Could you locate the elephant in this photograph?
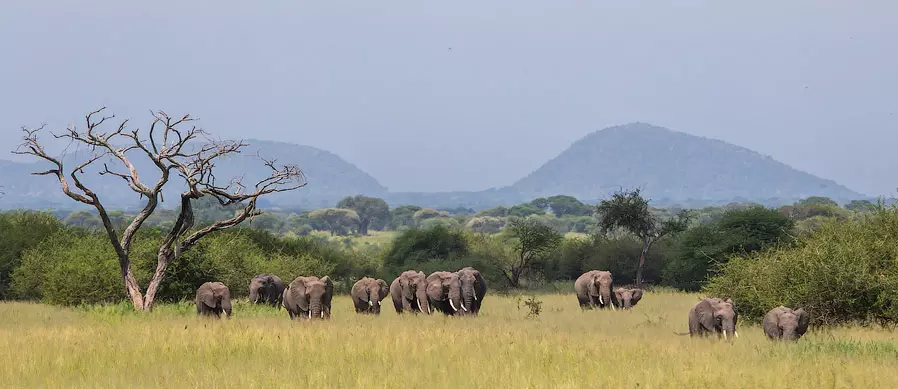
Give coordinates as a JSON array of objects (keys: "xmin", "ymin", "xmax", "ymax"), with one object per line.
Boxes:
[
  {"xmin": 249, "ymin": 274, "xmax": 285, "ymax": 307},
  {"xmin": 614, "ymin": 288, "xmax": 643, "ymax": 310},
  {"xmin": 678, "ymin": 298, "xmax": 739, "ymax": 341},
  {"xmin": 763, "ymin": 306, "xmax": 810, "ymax": 341},
  {"xmin": 456, "ymin": 267, "xmax": 486, "ymax": 315},
  {"xmin": 574, "ymin": 270, "xmax": 616, "ymax": 310},
  {"xmin": 425, "ymin": 271, "xmax": 464, "ymax": 316},
  {"xmin": 390, "ymin": 270, "xmax": 431, "ymax": 314},
  {"xmin": 195, "ymin": 282, "xmax": 232, "ymax": 319},
  {"xmin": 283, "ymin": 276, "xmax": 334, "ymax": 320},
  {"xmin": 351, "ymin": 277, "xmax": 389, "ymax": 315}
]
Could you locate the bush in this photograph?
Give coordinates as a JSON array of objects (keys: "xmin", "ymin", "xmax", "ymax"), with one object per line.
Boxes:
[
  {"xmin": 704, "ymin": 207, "xmax": 898, "ymax": 325},
  {"xmin": 547, "ymin": 234, "xmax": 670, "ymax": 286},
  {"xmin": 662, "ymin": 207, "xmax": 794, "ymax": 291},
  {"xmin": 381, "ymin": 225, "xmax": 470, "ymax": 276},
  {"xmin": 0, "ymin": 211, "xmax": 63, "ymax": 299}
]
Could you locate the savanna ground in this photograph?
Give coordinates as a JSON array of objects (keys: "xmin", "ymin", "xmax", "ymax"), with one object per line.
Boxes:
[{"xmin": 1, "ymin": 292, "xmax": 896, "ymax": 389}]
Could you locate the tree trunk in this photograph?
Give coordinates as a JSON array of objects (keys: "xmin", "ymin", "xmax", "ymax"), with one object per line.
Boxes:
[
  {"xmin": 123, "ymin": 264, "xmax": 145, "ymax": 310},
  {"xmin": 359, "ymin": 219, "xmax": 369, "ymax": 235},
  {"xmin": 510, "ymin": 268, "xmax": 521, "ymax": 288},
  {"xmin": 141, "ymin": 251, "xmax": 174, "ymax": 311},
  {"xmin": 635, "ymin": 238, "xmax": 650, "ymax": 288}
]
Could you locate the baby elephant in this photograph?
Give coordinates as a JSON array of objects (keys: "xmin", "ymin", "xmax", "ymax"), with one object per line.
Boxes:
[
  {"xmin": 763, "ymin": 306, "xmax": 810, "ymax": 341},
  {"xmin": 614, "ymin": 288, "xmax": 643, "ymax": 309},
  {"xmin": 351, "ymin": 277, "xmax": 389, "ymax": 315},
  {"xmin": 195, "ymin": 282, "xmax": 232, "ymax": 319}
]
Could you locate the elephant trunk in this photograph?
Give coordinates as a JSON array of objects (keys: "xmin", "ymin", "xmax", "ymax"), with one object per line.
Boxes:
[
  {"xmin": 310, "ymin": 299, "xmax": 323, "ymax": 320},
  {"xmin": 249, "ymin": 288, "xmax": 260, "ymax": 304},
  {"xmin": 462, "ymin": 285, "xmax": 476, "ymax": 314},
  {"xmin": 369, "ymin": 291, "xmax": 381, "ymax": 314},
  {"xmin": 221, "ymin": 299, "xmax": 232, "ymax": 319},
  {"xmin": 600, "ymin": 285, "xmax": 613, "ymax": 310},
  {"xmin": 449, "ymin": 284, "xmax": 463, "ymax": 313},
  {"xmin": 781, "ymin": 324, "xmax": 798, "ymax": 340},
  {"xmin": 722, "ymin": 321, "xmax": 736, "ymax": 342},
  {"xmin": 415, "ymin": 288, "xmax": 431, "ymax": 314}
]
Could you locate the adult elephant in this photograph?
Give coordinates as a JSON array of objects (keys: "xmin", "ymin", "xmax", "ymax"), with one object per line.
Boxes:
[
  {"xmin": 390, "ymin": 270, "xmax": 431, "ymax": 314},
  {"xmin": 574, "ymin": 270, "xmax": 616, "ymax": 310},
  {"xmin": 195, "ymin": 282, "xmax": 232, "ymax": 319},
  {"xmin": 283, "ymin": 276, "xmax": 334, "ymax": 320},
  {"xmin": 351, "ymin": 277, "xmax": 389, "ymax": 315},
  {"xmin": 763, "ymin": 306, "xmax": 810, "ymax": 341},
  {"xmin": 425, "ymin": 271, "xmax": 464, "ymax": 316},
  {"xmin": 249, "ymin": 274, "xmax": 285, "ymax": 307},
  {"xmin": 456, "ymin": 267, "xmax": 486, "ymax": 316},
  {"xmin": 614, "ymin": 288, "xmax": 643, "ymax": 310},
  {"xmin": 678, "ymin": 298, "xmax": 739, "ymax": 341}
]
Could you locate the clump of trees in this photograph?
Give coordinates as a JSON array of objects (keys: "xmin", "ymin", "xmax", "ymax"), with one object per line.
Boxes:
[{"xmin": 705, "ymin": 205, "xmax": 898, "ymax": 325}]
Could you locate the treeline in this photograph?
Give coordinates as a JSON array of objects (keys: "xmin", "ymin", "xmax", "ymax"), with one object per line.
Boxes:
[{"xmin": 2, "ymin": 193, "xmax": 894, "ymax": 326}]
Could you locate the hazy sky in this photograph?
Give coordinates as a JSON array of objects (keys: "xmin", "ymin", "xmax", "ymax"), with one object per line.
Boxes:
[{"xmin": 2, "ymin": 1, "xmax": 896, "ymax": 196}]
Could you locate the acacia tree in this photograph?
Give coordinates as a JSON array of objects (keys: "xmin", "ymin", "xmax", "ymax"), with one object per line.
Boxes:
[
  {"xmin": 498, "ymin": 218, "xmax": 562, "ymax": 287},
  {"xmin": 308, "ymin": 208, "xmax": 360, "ymax": 236},
  {"xmin": 14, "ymin": 108, "xmax": 305, "ymax": 311},
  {"xmin": 336, "ymin": 195, "xmax": 388, "ymax": 235},
  {"xmin": 596, "ymin": 188, "xmax": 690, "ymax": 288}
]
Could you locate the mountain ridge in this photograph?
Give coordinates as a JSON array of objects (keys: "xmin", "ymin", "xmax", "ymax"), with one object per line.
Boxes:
[{"xmin": 0, "ymin": 124, "xmax": 866, "ymax": 210}]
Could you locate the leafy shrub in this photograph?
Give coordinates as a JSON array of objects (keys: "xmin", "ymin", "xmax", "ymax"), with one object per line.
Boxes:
[
  {"xmin": 382, "ymin": 225, "xmax": 469, "ymax": 275},
  {"xmin": 0, "ymin": 211, "xmax": 62, "ymax": 298},
  {"xmin": 662, "ymin": 206, "xmax": 794, "ymax": 291},
  {"xmin": 704, "ymin": 207, "xmax": 898, "ymax": 325},
  {"xmin": 546, "ymin": 234, "xmax": 670, "ymax": 286}
]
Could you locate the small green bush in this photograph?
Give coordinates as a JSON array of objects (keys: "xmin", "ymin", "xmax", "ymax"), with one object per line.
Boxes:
[{"xmin": 704, "ymin": 207, "xmax": 898, "ymax": 325}]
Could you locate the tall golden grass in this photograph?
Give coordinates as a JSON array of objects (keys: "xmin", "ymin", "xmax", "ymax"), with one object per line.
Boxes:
[{"xmin": 1, "ymin": 292, "xmax": 896, "ymax": 388}]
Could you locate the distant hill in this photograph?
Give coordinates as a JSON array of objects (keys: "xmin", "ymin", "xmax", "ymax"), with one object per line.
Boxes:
[
  {"xmin": 0, "ymin": 139, "xmax": 386, "ymax": 211},
  {"xmin": 507, "ymin": 123, "xmax": 863, "ymax": 205},
  {"xmin": 1, "ymin": 125, "xmax": 868, "ymax": 211}
]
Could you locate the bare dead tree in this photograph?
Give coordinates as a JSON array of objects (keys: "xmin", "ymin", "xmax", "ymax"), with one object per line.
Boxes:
[{"xmin": 14, "ymin": 107, "xmax": 305, "ymax": 311}]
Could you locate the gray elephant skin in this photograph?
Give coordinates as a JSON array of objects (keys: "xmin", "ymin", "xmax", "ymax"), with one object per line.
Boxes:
[
  {"xmin": 195, "ymin": 282, "xmax": 232, "ymax": 319},
  {"xmin": 426, "ymin": 271, "xmax": 465, "ymax": 316},
  {"xmin": 351, "ymin": 277, "xmax": 389, "ymax": 315},
  {"xmin": 390, "ymin": 270, "xmax": 431, "ymax": 314},
  {"xmin": 456, "ymin": 267, "xmax": 486, "ymax": 316},
  {"xmin": 249, "ymin": 274, "xmax": 285, "ymax": 307},
  {"xmin": 763, "ymin": 306, "xmax": 810, "ymax": 341},
  {"xmin": 614, "ymin": 288, "xmax": 643, "ymax": 310},
  {"xmin": 283, "ymin": 276, "xmax": 334, "ymax": 320},
  {"xmin": 680, "ymin": 298, "xmax": 739, "ymax": 341},
  {"xmin": 574, "ymin": 270, "xmax": 616, "ymax": 310}
]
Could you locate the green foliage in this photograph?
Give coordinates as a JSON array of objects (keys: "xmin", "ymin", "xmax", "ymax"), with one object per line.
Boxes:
[
  {"xmin": 662, "ymin": 206, "xmax": 794, "ymax": 291},
  {"xmin": 388, "ymin": 205, "xmax": 421, "ymax": 230},
  {"xmin": 381, "ymin": 225, "xmax": 470, "ymax": 276},
  {"xmin": 845, "ymin": 199, "xmax": 877, "ymax": 213},
  {"xmin": 308, "ymin": 208, "xmax": 360, "ymax": 236},
  {"xmin": 546, "ymin": 234, "xmax": 670, "ymax": 285},
  {"xmin": 466, "ymin": 216, "xmax": 505, "ymax": 234},
  {"xmin": 487, "ymin": 218, "xmax": 563, "ymax": 287},
  {"xmin": 507, "ymin": 203, "xmax": 544, "ymax": 217},
  {"xmin": 476, "ymin": 206, "xmax": 508, "ymax": 217},
  {"xmin": 337, "ymin": 195, "xmax": 389, "ymax": 234},
  {"xmin": 0, "ymin": 211, "xmax": 63, "ymax": 298},
  {"xmin": 544, "ymin": 195, "xmax": 592, "ymax": 217},
  {"xmin": 704, "ymin": 207, "xmax": 898, "ymax": 325}
]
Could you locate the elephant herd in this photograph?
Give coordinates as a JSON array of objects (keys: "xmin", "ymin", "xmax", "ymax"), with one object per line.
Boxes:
[
  {"xmin": 572, "ymin": 270, "xmax": 810, "ymax": 342},
  {"xmin": 194, "ymin": 267, "xmax": 488, "ymax": 320},
  {"xmin": 196, "ymin": 268, "xmax": 808, "ymax": 342}
]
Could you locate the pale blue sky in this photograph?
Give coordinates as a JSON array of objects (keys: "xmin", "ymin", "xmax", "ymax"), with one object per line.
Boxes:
[{"xmin": 2, "ymin": 1, "xmax": 896, "ymax": 196}]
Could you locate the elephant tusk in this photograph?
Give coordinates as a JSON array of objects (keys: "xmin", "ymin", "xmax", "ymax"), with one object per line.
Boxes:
[
  {"xmin": 416, "ymin": 298, "xmax": 423, "ymax": 311},
  {"xmin": 449, "ymin": 299, "xmax": 459, "ymax": 312},
  {"xmin": 377, "ymin": 300, "xmax": 381, "ymax": 306},
  {"xmin": 368, "ymin": 300, "xmax": 374, "ymax": 307},
  {"xmin": 723, "ymin": 330, "xmax": 728, "ymax": 341},
  {"xmin": 308, "ymin": 311, "xmax": 312, "ymax": 319},
  {"xmin": 735, "ymin": 331, "xmax": 739, "ymax": 339},
  {"xmin": 598, "ymin": 296, "xmax": 604, "ymax": 305},
  {"xmin": 610, "ymin": 303, "xmax": 616, "ymax": 311},
  {"xmin": 474, "ymin": 294, "xmax": 478, "ymax": 301},
  {"xmin": 460, "ymin": 302, "xmax": 468, "ymax": 312},
  {"xmin": 321, "ymin": 311, "xmax": 325, "ymax": 319}
]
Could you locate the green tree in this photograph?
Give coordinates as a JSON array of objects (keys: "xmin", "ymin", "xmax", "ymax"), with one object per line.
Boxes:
[
  {"xmin": 381, "ymin": 225, "xmax": 470, "ymax": 274},
  {"xmin": 308, "ymin": 208, "xmax": 360, "ymax": 236},
  {"xmin": 337, "ymin": 195, "xmax": 389, "ymax": 235},
  {"xmin": 596, "ymin": 188, "xmax": 691, "ymax": 287},
  {"xmin": 497, "ymin": 218, "xmax": 563, "ymax": 287},
  {"xmin": 546, "ymin": 195, "xmax": 592, "ymax": 217},
  {"xmin": 508, "ymin": 203, "xmax": 545, "ymax": 217},
  {"xmin": 0, "ymin": 211, "xmax": 63, "ymax": 298},
  {"xmin": 846, "ymin": 199, "xmax": 877, "ymax": 213},
  {"xmin": 388, "ymin": 205, "xmax": 421, "ymax": 230},
  {"xmin": 476, "ymin": 206, "xmax": 508, "ymax": 217},
  {"xmin": 466, "ymin": 216, "xmax": 505, "ymax": 234},
  {"xmin": 663, "ymin": 206, "xmax": 794, "ymax": 291}
]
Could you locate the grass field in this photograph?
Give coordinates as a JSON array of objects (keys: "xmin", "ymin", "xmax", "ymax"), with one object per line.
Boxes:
[{"xmin": 1, "ymin": 292, "xmax": 897, "ymax": 388}]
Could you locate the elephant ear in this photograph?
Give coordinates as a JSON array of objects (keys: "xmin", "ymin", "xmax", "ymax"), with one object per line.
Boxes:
[
  {"xmin": 613, "ymin": 288, "xmax": 624, "ymax": 304},
  {"xmin": 587, "ymin": 275, "xmax": 598, "ymax": 297},
  {"xmin": 202, "ymin": 285, "xmax": 217, "ymax": 308},
  {"xmin": 696, "ymin": 299, "xmax": 716, "ymax": 330},
  {"xmin": 631, "ymin": 289, "xmax": 643, "ymax": 304},
  {"xmin": 321, "ymin": 276, "xmax": 334, "ymax": 304},
  {"xmin": 762, "ymin": 308, "xmax": 781, "ymax": 337},
  {"xmin": 377, "ymin": 279, "xmax": 389, "ymax": 298},
  {"xmin": 291, "ymin": 279, "xmax": 309, "ymax": 311},
  {"xmin": 795, "ymin": 308, "xmax": 810, "ymax": 336}
]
